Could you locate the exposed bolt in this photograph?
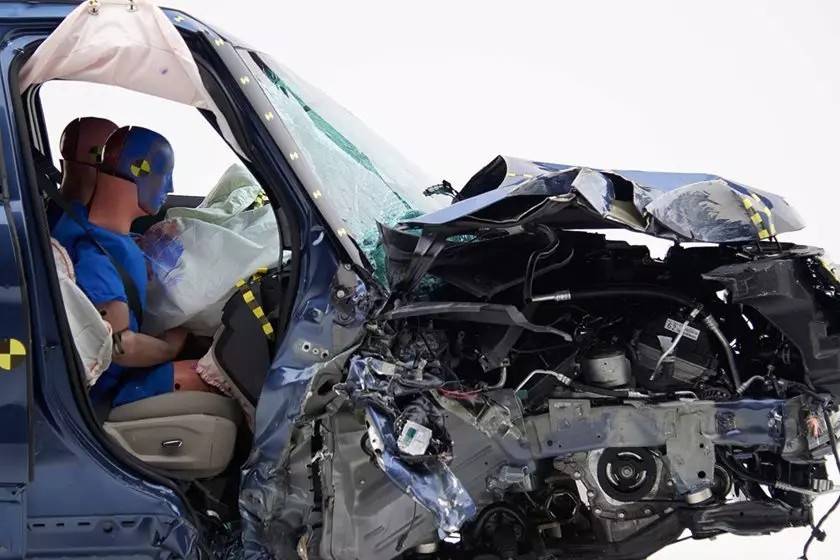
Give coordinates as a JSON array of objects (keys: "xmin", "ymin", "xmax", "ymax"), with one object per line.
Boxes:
[
  {"xmin": 336, "ymin": 289, "xmax": 347, "ymax": 299},
  {"xmin": 666, "ymin": 480, "xmax": 675, "ymax": 487},
  {"xmin": 359, "ymin": 479, "xmax": 365, "ymax": 486},
  {"xmin": 593, "ymin": 508, "xmax": 602, "ymax": 516},
  {"xmin": 553, "ymin": 402, "xmax": 562, "ymax": 409},
  {"xmin": 587, "ymin": 490, "xmax": 596, "ymax": 498},
  {"xmin": 573, "ymin": 471, "xmax": 582, "ymax": 479},
  {"xmin": 644, "ymin": 508, "xmax": 653, "ymax": 515},
  {"xmin": 617, "ymin": 512, "xmax": 626, "ymax": 520},
  {"xmin": 343, "ymin": 263, "xmax": 352, "ymax": 270}
]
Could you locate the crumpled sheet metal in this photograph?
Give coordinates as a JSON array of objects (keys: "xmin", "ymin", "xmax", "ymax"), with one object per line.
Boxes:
[
  {"xmin": 405, "ymin": 155, "xmax": 805, "ymax": 244},
  {"xmin": 238, "ymin": 242, "xmax": 368, "ymax": 559},
  {"xmin": 346, "ymin": 356, "xmax": 477, "ymax": 533}
]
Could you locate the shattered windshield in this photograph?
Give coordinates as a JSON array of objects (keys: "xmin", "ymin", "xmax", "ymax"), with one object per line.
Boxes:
[{"xmin": 242, "ymin": 50, "xmax": 445, "ymax": 254}]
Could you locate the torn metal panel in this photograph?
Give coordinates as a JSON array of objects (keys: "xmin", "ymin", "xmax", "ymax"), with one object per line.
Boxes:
[
  {"xmin": 345, "ymin": 357, "xmax": 477, "ymax": 533},
  {"xmin": 238, "ymin": 251, "xmax": 368, "ymax": 560},
  {"xmin": 407, "ymin": 155, "xmax": 805, "ymax": 244},
  {"xmin": 320, "ymin": 409, "xmax": 524, "ymax": 560}
]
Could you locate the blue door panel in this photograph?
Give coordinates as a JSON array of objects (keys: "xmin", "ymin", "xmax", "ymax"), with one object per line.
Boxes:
[
  {"xmin": 0, "ymin": 15, "xmax": 200, "ymax": 558},
  {"xmin": 0, "ymin": 203, "xmax": 30, "ymax": 485}
]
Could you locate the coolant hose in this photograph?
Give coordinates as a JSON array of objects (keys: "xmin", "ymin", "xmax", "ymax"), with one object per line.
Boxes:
[
  {"xmin": 531, "ymin": 286, "xmax": 743, "ymax": 388},
  {"xmin": 533, "ymin": 286, "xmax": 695, "ymax": 308}
]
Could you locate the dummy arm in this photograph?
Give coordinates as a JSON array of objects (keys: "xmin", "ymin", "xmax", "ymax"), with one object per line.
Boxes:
[{"xmin": 97, "ymin": 300, "xmax": 188, "ymax": 368}]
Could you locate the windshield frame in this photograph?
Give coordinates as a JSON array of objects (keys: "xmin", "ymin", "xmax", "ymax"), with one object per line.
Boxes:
[
  {"xmin": 235, "ymin": 48, "xmax": 451, "ymax": 266},
  {"xmin": 229, "ymin": 47, "xmax": 370, "ymax": 268}
]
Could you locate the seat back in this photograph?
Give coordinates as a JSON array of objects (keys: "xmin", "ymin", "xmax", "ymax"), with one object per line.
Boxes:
[
  {"xmin": 52, "ymin": 238, "xmax": 113, "ymax": 387},
  {"xmin": 212, "ymin": 268, "xmax": 286, "ymax": 403}
]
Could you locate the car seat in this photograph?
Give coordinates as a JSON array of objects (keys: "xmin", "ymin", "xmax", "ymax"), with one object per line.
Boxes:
[
  {"xmin": 209, "ymin": 267, "xmax": 287, "ymax": 404},
  {"xmin": 103, "ymin": 391, "xmax": 241, "ymax": 479},
  {"xmin": 52, "ymin": 237, "xmax": 241, "ymax": 479}
]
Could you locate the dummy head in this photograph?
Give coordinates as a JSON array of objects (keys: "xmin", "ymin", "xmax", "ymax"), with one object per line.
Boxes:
[
  {"xmin": 58, "ymin": 116, "xmax": 118, "ymax": 204},
  {"xmin": 98, "ymin": 125, "xmax": 175, "ymax": 216}
]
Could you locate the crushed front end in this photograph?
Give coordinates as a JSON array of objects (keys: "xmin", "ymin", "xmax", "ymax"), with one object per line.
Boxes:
[{"xmin": 250, "ymin": 157, "xmax": 840, "ymax": 560}]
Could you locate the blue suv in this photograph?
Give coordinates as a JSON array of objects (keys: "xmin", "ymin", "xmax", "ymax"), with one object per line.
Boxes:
[{"xmin": 3, "ymin": 2, "xmax": 840, "ymax": 560}]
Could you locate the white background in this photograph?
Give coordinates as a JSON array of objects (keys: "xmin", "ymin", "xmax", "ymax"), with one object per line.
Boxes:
[{"xmin": 39, "ymin": 1, "xmax": 840, "ymax": 558}]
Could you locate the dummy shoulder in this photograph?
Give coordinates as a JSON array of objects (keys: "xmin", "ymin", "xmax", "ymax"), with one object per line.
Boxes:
[{"xmin": 73, "ymin": 247, "xmax": 128, "ymax": 306}]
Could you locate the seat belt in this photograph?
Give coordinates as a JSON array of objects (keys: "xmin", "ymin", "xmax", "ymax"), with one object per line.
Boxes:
[
  {"xmin": 32, "ymin": 149, "xmax": 63, "ymax": 185},
  {"xmin": 34, "ymin": 159, "xmax": 145, "ymax": 329}
]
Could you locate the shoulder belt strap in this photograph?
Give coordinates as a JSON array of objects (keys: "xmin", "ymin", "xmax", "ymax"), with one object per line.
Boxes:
[{"xmin": 34, "ymin": 151, "xmax": 144, "ymax": 329}]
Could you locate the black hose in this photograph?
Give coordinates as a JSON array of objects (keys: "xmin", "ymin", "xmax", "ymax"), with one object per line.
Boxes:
[
  {"xmin": 567, "ymin": 286, "xmax": 696, "ymax": 308},
  {"xmin": 570, "ymin": 381, "xmax": 634, "ymax": 399},
  {"xmin": 533, "ymin": 286, "xmax": 742, "ymax": 388},
  {"xmin": 523, "ymin": 224, "xmax": 561, "ymax": 303}
]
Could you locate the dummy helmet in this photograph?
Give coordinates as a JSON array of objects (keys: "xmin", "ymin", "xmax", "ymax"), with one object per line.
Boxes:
[
  {"xmin": 99, "ymin": 126, "xmax": 175, "ymax": 215},
  {"xmin": 59, "ymin": 116, "xmax": 119, "ymax": 166}
]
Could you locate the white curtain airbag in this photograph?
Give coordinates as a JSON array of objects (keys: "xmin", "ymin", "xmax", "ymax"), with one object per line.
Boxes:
[
  {"xmin": 20, "ymin": 0, "xmax": 246, "ymax": 157},
  {"xmin": 52, "ymin": 238, "xmax": 113, "ymax": 387},
  {"xmin": 21, "ymin": 0, "xmax": 212, "ymax": 109}
]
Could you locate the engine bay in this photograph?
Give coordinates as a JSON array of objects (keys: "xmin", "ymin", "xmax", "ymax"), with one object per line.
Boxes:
[{"xmin": 309, "ymin": 223, "xmax": 840, "ymax": 560}]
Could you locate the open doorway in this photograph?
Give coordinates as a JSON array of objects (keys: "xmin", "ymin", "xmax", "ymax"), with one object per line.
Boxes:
[{"xmin": 17, "ymin": 44, "xmax": 296, "ymax": 529}]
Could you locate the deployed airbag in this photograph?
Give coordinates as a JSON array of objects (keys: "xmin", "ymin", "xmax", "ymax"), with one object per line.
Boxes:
[
  {"xmin": 19, "ymin": 0, "xmax": 243, "ymax": 157},
  {"xmin": 137, "ymin": 164, "xmax": 284, "ymax": 336},
  {"xmin": 52, "ymin": 238, "xmax": 113, "ymax": 387}
]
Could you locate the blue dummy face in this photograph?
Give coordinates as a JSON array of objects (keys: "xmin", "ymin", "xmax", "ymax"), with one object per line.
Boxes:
[{"xmin": 100, "ymin": 126, "xmax": 175, "ymax": 215}]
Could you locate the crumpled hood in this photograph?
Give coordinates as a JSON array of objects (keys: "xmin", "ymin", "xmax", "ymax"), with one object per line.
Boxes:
[{"xmin": 405, "ymin": 155, "xmax": 805, "ymax": 244}]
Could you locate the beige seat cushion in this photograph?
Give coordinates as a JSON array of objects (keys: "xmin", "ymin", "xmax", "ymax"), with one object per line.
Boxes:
[
  {"xmin": 105, "ymin": 392, "xmax": 242, "ymax": 479},
  {"xmin": 108, "ymin": 391, "xmax": 242, "ymax": 424}
]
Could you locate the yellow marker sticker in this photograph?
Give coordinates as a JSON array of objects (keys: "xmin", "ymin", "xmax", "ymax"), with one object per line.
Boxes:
[
  {"xmin": 214, "ymin": 38, "xmax": 225, "ymax": 47},
  {"xmin": 243, "ymin": 290, "xmax": 255, "ymax": 303},
  {"xmin": 130, "ymin": 159, "xmax": 151, "ymax": 177},
  {"xmin": 265, "ymin": 112, "xmax": 275, "ymax": 121},
  {"xmin": 289, "ymin": 152, "xmax": 299, "ymax": 161},
  {"xmin": 173, "ymin": 15, "xmax": 185, "ymax": 22},
  {"xmin": 262, "ymin": 323, "xmax": 275, "ymax": 336},
  {"xmin": 740, "ymin": 192, "xmax": 777, "ymax": 241},
  {"xmin": 0, "ymin": 338, "xmax": 26, "ymax": 371},
  {"xmin": 818, "ymin": 257, "xmax": 840, "ymax": 284},
  {"xmin": 336, "ymin": 228, "xmax": 348, "ymax": 237},
  {"xmin": 88, "ymin": 145, "xmax": 103, "ymax": 164},
  {"xmin": 312, "ymin": 191, "xmax": 322, "ymax": 199},
  {"xmin": 240, "ymin": 76, "xmax": 251, "ymax": 85}
]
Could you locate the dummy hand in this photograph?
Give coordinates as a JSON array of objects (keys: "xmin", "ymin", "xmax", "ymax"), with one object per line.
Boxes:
[{"xmin": 162, "ymin": 326, "xmax": 190, "ymax": 357}]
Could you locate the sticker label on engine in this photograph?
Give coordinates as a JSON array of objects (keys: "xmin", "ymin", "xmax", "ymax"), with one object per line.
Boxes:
[
  {"xmin": 664, "ymin": 318, "xmax": 700, "ymax": 341},
  {"xmin": 397, "ymin": 420, "xmax": 432, "ymax": 456}
]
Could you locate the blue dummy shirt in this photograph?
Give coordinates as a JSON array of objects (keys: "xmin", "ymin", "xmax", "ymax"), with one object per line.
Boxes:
[{"xmin": 52, "ymin": 202, "xmax": 174, "ymax": 407}]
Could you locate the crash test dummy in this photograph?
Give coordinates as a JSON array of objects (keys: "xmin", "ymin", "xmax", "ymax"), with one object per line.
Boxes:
[
  {"xmin": 52, "ymin": 125, "xmax": 210, "ymax": 407},
  {"xmin": 47, "ymin": 116, "xmax": 119, "ymax": 229}
]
